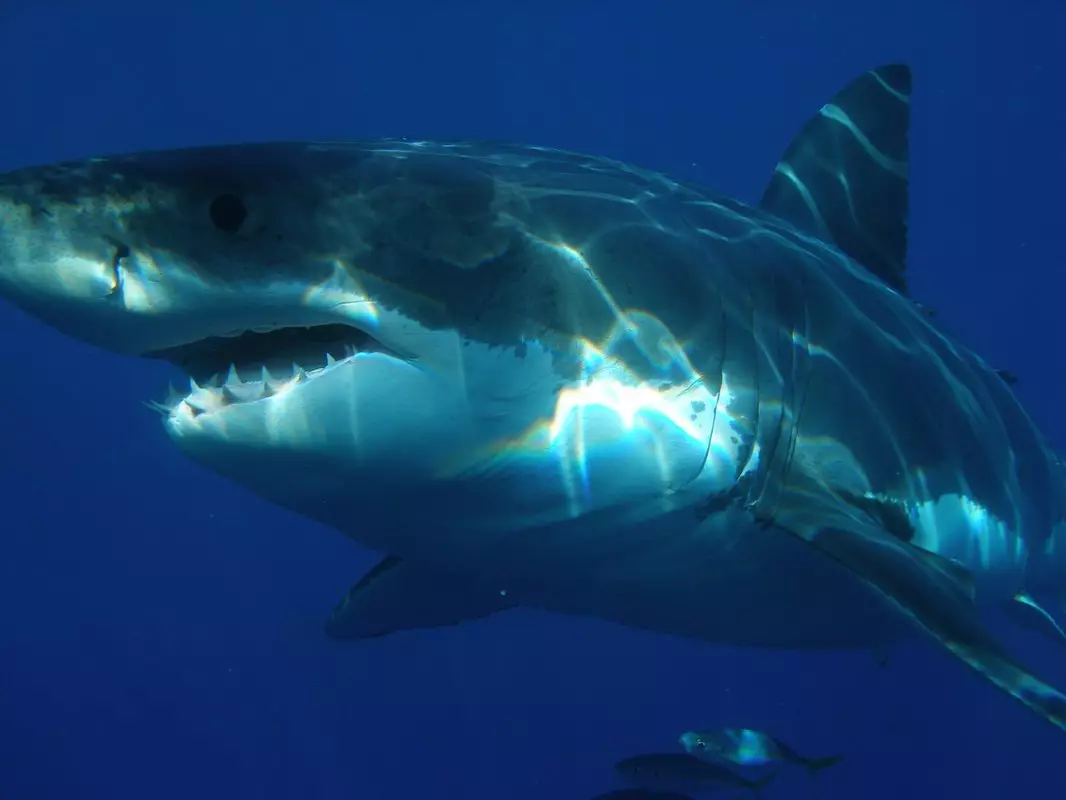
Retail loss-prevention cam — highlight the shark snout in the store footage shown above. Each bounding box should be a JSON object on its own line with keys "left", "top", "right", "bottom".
{"left": 0, "top": 203, "right": 144, "bottom": 352}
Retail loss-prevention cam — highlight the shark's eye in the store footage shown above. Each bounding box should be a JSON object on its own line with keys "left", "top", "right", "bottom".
{"left": 209, "top": 193, "right": 248, "bottom": 233}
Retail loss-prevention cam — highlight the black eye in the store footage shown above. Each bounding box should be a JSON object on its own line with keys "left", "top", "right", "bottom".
{"left": 209, "top": 193, "right": 248, "bottom": 233}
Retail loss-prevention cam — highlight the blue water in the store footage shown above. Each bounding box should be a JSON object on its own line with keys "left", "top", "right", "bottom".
{"left": 1, "top": 2, "right": 1064, "bottom": 798}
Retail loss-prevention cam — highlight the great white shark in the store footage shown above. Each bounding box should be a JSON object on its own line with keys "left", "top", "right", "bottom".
{"left": 2, "top": 64, "right": 1066, "bottom": 735}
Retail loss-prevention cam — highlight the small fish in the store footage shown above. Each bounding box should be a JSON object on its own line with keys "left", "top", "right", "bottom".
{"left": 590, "top": 790, "right": 695, "bottom": 800}
{"left": 679, "top": 728, "right": 843, "bottom": 774}
{"left": 614, "top": 753, "right": 775, "bottom": 793}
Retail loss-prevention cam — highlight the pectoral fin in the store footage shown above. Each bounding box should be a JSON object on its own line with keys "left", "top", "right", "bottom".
{"left": 325, "top": 556, "right": 516, "bottom": 640}
{"left": 767, "top": 477, "right": 1066, "bottom": 735}
{"left": 907, "top": 547, "right": 976, "bottom": 601}
{"left": 798, "top": 522, "right": 1066, "bottom": 734}
{"left": 1005, "top": 592, "right": 1066, "bottom": 646}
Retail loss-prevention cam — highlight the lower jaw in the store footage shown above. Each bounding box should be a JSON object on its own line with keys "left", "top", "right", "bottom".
{"left": 151, "top": 347, "right": 373, "bottom": 420}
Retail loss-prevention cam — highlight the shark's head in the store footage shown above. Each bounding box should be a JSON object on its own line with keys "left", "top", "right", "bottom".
{"left": 0, "top": 142, "right": 733, "bottom": 553}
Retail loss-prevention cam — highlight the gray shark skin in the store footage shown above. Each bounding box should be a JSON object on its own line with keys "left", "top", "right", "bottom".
{"left": 3, "top": 65, "right": 1066, "bottom": 734}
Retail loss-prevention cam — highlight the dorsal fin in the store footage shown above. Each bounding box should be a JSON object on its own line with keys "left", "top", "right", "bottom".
{"left": 760, "top": 64, "right": 912, "bottom": 295}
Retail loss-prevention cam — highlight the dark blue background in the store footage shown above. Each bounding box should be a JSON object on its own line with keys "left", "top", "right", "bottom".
{"left": 1, "top": 2, "right": 1064, "bottom": 798}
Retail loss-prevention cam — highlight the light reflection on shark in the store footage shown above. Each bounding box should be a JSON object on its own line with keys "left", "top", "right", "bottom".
{"left": 2, "top": 64, "right": 1066, "bottom": 734}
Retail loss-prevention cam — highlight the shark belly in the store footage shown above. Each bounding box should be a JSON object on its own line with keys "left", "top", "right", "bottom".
{"left": 179, "top": 426, "right": 904, "bottom": 650}
{"left": 513, "top": 510, "right": 908, "bottom": 650}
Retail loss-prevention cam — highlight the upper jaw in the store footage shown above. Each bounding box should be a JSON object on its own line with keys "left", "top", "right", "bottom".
{"left": 145, "top": 322, "right": 393, "bottom": 384}
{"left": 146, "top": 321, "right": 402, "bottom": 419}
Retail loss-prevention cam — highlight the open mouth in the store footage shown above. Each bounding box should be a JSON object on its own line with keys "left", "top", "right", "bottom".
{"left": 146, "top": 324, "right": 396, "bottom": 417}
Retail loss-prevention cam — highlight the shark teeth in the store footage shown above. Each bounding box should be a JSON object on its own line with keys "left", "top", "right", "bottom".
{"left": 147, "top": 353, "right": 356, "bottom": 419}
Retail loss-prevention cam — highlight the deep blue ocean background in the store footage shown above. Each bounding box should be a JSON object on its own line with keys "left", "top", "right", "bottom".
{"left": 1, "top": 2, "right": 1064, "bottom": 798}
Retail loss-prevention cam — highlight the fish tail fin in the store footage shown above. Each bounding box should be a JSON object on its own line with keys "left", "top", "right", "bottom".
{"left": 750, "top": 770, "right": 779, "bottom": 796}
{"left": 804, "top": 754, "right": 844, "bottom": 774}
